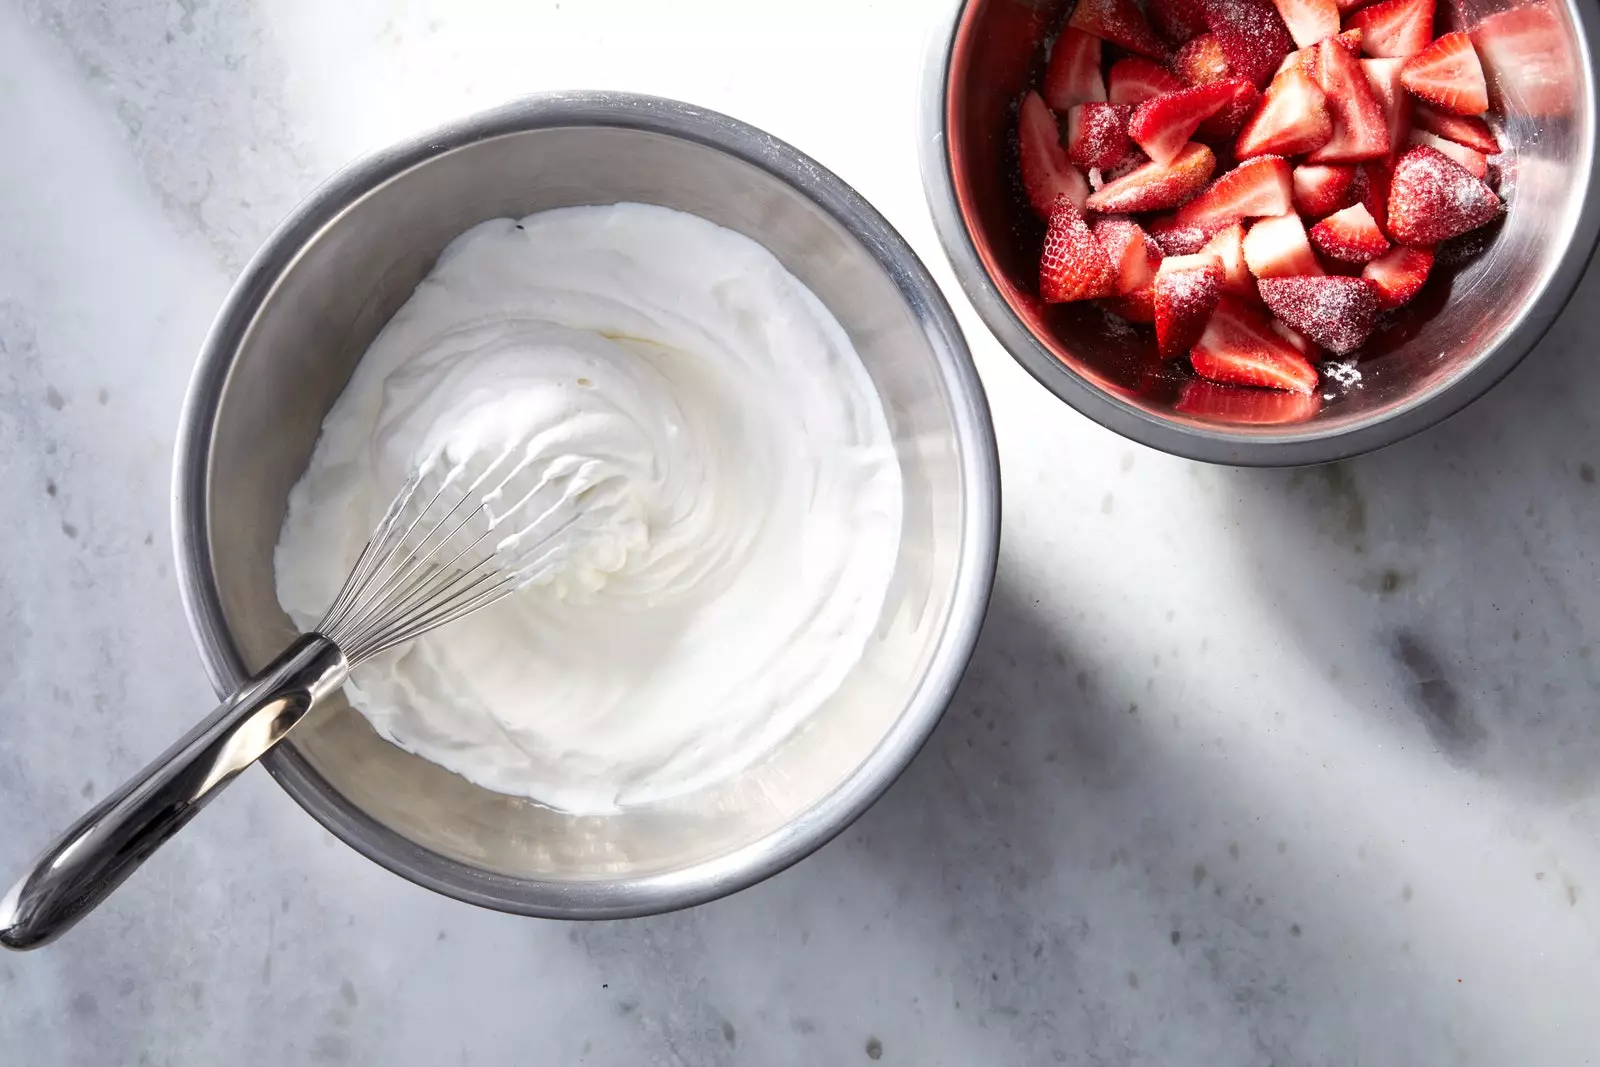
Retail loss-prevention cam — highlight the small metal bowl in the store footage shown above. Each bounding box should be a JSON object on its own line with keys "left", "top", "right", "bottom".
{"left": 173, "top": 93, "right": 999, "bottom": 917}
{"left": 921, "top": 0, "right": 1600, "bottom": 465}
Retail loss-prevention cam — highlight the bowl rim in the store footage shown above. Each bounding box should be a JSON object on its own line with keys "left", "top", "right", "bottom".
{"left": 919, "top": 0, "right": 1600, "bottom": 467}
{"left": 171, "top": 90, "right": 1001, "bottom": 918}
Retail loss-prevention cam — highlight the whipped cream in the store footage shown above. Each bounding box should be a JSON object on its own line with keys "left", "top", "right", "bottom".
{"left": 273, "top": 203, "right": 903, "bottom": 814}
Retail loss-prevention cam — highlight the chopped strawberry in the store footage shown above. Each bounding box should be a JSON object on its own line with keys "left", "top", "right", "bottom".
{"left": 1176, "top": 155, "right": 1295, "bottom": 230}
{"left": 1386, "top": 144, "right": 1502, "bottom": 244}
{"left": 1130, "top": 79, "right": 1255, "bottom": 164}
{"left": 1408, "top": 129, "right": 1487, "bottom": 177}
{"left": 1309, "top": 202, "right": 1390, "bottom": 262}
{"left": 1354, "top": 158, "right": 1394, "bottom": 237}
{"left": 1085, "top": 142, "right": 1218, "bottom": 212}
{"left": 1306, "top": 37, "right": 1391, "bottom": 162}
{"left": 1109, "top": 58, "right": 1185, "bottom": 105}
{"left": 1197, "top": 78, "right": 1263, "bottom": 140}
{"left": 1019, "top": 91, "right": 1090, "bottom": 217}
{"left": 1242, "top": 214, "right": 1324, "bottom": 277}
{"left": 1270, "top": 317, "right": 1321, "bottom": 357}
{"left": 1361, "top": 58, "right": 1411, "bottom": 154}
{"left": 1156, "top": 253, "right": 1226, "bottom": 356}
{"left": 1412, "top": 103, "right": 1500, "bottom": 153}
{"left": 1471, "top": 3, "right": 1572, "bottom": 118}
{"left": 1044, "top": 28, "right": 1108, "bottom": 112}
{"left": 1292, "top": 163, "right": 1359, "bottom": 215}
{"left": 1068, "top": 103, "right": 1134, "bottom": 167}
{"left": 1201, "top": 223, "right": 1256, "bottom": 297}
{"left": 1276, "top": 27, "right": 1363, "bottom": 78}
{"left": 1151, "top": 0, "right": 1211, "bottom": 44}
{"left": 1173, "top": 34, "right": 1234, "bottom": 84}
{"left": 1348, "top": 0, "right": 1436, "bottom": 58}
{"left": 1400, "top": 32, "right": 1489, "bottom": 116}
{"left": 1361, "top": 244, "right": 1434, "bottom": 308}
{"left": 1102, "top": 149, "right": 1152, "bottom": 184}
{"left": 1069, "top": 0, "right": 1170, "bottom": 60}
{"left": 1270, "top": 0, "right": 1339, "bottom": 48}
{"left": 1235, "top": 66, "right": 1332, "bottom": 157}
{"left": 1107, "top": 287, "right": 1158, "bottom": 323}
{"left": 1175, "top": 379, "right": 1323, "bottom": 422}
{"left": 1092, "top": 217, "right": 1163, "bottom": 295}
{"left": 1257, "top": 275, "right": 1379, "bottom": 353}
{"left": 1148, "top": 214, "right": 1214, "bottom": 254}
{"left": 1040, "top": 197, "right": 1117, "bottom": 302}
{"left": 1203, "top": 0, "right": 1296, "bottom": 86}
{"left": 1189, "top": 296, "right": 1320, "bottom": 392}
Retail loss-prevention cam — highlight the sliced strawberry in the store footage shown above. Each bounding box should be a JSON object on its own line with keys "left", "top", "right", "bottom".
{"left": 1202, "top": 223, "right": 1256, "bottom": 297}
{"left": 1361, "top": 244, "right": 1434, "bottom": 309}
{"left": 1242, "top": 214, "right": 1324, "bottom": 277}
{"left": 1176, "top": 155, "right": 1294, "bottom": 231}
{"left": 1292, "top": 163, "right": 1359, "bottom": 215}
{"left": 1189, "top": 296, "right": 1320, "bottom": 392}
{"left": 1044, "top": 28, "right": 1107, "bottom": 112}
{"left": 1085, "top": 142, "right": 1218, "bottom": 212}
{"left": 1068, "top": 103, "right": 1135, "bottom": 168}
{"left": 1270, "top": 317, "right": 1321, "bottom": 357}
{"left": 1108, "top": 58, "right": 1185, "bottom": 105}
{"left": 1019, "top": 91, "right": 1090, "bottom": 217}
{"left": 1148, "top": 214, "right": 1214, "bottom": 254}
{"left": 1069, "top": 0, "right": 1170, "bottom": 59}
{"left": 1107, "top": 287, "right": 1158, "bottom": 322}
{"left": 1400, "top": 32, "right": 1489, "bottom": 116}
{"left": 1471, "top": 3, "right": 1572, "bottom": 118}
{"left": 1348, "top": 0, "right": 1435, "bottom": 58}
{"left": 1271, "top": 0, "right": 1339, "bottom": 48}
{"left": 1257, "top": 275, "right": 1379, "bottom": 353}
{"left": 1092, "top": 217, "right": 1163, "bottom": 295}
{"left": 1276, "top": 27, "right": 1362, "bottom": 79}
{"left": 1041, "top": 197, "right": 1117, "bottom": 302}
{"left": 1173, "top": 34, "right": 1235, "bottom": 85}
{"left": 1235, "top": 66, "right": 1332, "bottom": 157}
{"left": 1156, "top": 253, "right": 1226, "bottom": 356}
{"left": 1203, "top": 0, "right": 1295, "bottom": 87}
{"left": 1130, "top": 79, "right": 1254, "bottom": 164}
{"left": 1305, "top": 36, "right": 1391, "bottom": 163}
{"left": 1408, "top": 129, "right": 1487, "bottom": 178}
{"left": 1196, "top": 78, "right": 1263, "bottom": 140}
{"left": 1411, "top": 103, "right": 1500, "bottom": 153}
{"left": 1151, "top": 0, "right": 1211, "bottom": 44}
{"left": 1386, "top": 144, "right": 1503, "bottom": 244}
{"left": 1355, "top": 158, "right": 1394, "bottom": 237}
{"left": 1309, "top": 202, "right": 1390, "bottom": 262}
{"left": 1361, "top": 58, "right": 1411, "bottom": 154}
{"left": 1175, "top": 378, "right": 1323, "bottom": 422}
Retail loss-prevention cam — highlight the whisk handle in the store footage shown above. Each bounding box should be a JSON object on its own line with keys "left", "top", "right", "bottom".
{"left": 0, "top": 634, "right": 348, "bottom": 950}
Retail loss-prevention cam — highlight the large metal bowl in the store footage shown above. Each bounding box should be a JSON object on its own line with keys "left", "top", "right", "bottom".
{"left": 172, "top": 93, "right": 999, "bottom": 917}
{"left": 922, "top": 0, "right": 1600, "bottom": 465}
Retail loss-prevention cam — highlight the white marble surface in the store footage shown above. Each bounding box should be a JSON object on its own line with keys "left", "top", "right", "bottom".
{"left": 2, "top": 0, "right": 1598, "bottom": 1063}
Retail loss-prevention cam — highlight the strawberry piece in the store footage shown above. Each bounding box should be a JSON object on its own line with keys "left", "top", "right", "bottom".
{"left": 1333, "top": 0, "right": 1368, "bottom": 11}
{"left": 1175, "top": 378, "right": 1323, "bottom": 422}
{"left": 1176, "top": 155, "right": 1294, "bottom": 230}
{"left": 1173, "top": 34, "right": 1234, "bottom": 84}
{"left": 1068, "top": 103, "right": 1135, "bottom": 168}
{"left": 1156, "top": 254, "right": 1226, "bottom": 356}
{"left": 1069, "top": 0, "right": 1170, "bottom": 60}
{"left": 1107, "top": 288, "right": 1158, "bottom": 323}
{"left": 1019, "top": 91, "right": 1090, "bottom": 217}
{"left": 1044, "top": 28, "right": 1109, "bottom": 112}
{"left": 1257, "top": 275, "right": 1379, "bottom": 353}
{"left": 1293, "top": 163, "right": 1359, "bottom": 215}
{"left": 1242, "top": 214, "right": 1324, "bottom": 277}
{"left": 1471, "top": 4, "right": 1572, "bottom": 118}
{"left": 1361, "top": 244, "right": 1434, "bottom": 309}
{"left": 1151, "top": 0, "right": 1210, "bottom": 44}
{"left": 1109, "top": 58, "right": 1185, "bottom": 105}
{"left": 1086, "top": 142, "right": 1217, "bottom": 212}
{"left": 1092, "top": 217, "right": 1163, "bottom": 295}
{"left": 1400, "top": 31, "right": 1488, "bottom": 115}
{"left": 1202, "top": 222, "right": 1256, "bottom": 297}
{"left": 1236, "top": 66, "right": 1332, "bottom": 157}
{"left": 1412, "top": 103, "right": 1500, "bottom": 153}
{"left": 1041, "top": 197, "right": 1117, "bottom": 302}
{"left": 1130, "top": 79, "right": 1255, "bottom": 164}
{"left": 1386, "top": 144, "right": 1502, "bottom": 244}
{"left": 1270, "top": 317, "right": 1321, "bottom": 357}
{"left": 1354, "top": 158, "right": 1394, "bottom": 237}
{"left": 1347, "top": 0, "right": 1435, "bottom": 58}
{"left": 1306, "top": 36, "right": 1391, "bottom": 162}
{"left": 1199, "top": 79, "right": 1264, "bottom": 140}
{"left": 1189, "top": 296, "right": 1320, "bottom": 392}
{"left": 1202, "top": 0, "right": 1295, "bottom": 87}
{"left": 1271, "top": 0, "right": 1339, "bottom": 48}
{"left": 1309, "top": 202, "right": 1390, "bottom": 262}
{"left": 1361, "top": 58, "right": 1411, "bottom": 154}
{"left": 1148, "top": 214, "right": 1214, "bottom": 255}
{"left": 1408, "top": 129, "right": 1487, "bottom": 178}
{"left": 1276, "top": 28, "right": 1362, "bottom": 79}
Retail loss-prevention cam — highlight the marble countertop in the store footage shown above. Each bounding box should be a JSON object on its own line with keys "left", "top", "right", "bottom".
{"left": 3, "top": 1, "right": 1597, "bottom": 1064}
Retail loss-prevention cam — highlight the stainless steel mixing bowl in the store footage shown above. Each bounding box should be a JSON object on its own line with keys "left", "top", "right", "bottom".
{"left": 921, "top": 0, "right": 1600, "bottom": 465}
{"left": 173, "top": 92, "right": 999, "bottom": 917}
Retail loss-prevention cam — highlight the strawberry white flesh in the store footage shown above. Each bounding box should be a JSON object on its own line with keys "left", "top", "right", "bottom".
{"left": 1242, "top": 214, "right": 1324, "bottom": 277}
{"left": 1020, "top": 91, "right": 1090, "bottom": 217}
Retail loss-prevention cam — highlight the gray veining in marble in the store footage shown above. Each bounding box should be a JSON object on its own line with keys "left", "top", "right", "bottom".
{"left": 2, "top": 1, "right": 1597, "bottom": 1064}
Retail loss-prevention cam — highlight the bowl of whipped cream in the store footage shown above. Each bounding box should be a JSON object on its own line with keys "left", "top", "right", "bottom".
{"left": 173, "top": 92, "right": 999, "bottom": 916}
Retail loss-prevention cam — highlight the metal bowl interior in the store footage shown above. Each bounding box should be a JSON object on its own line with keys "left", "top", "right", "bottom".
{"left": 924, "top": 0, "right": 1600, "bottom": 465}
{"left": 173, "top": 93, "right": 999, "bottom": 917}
